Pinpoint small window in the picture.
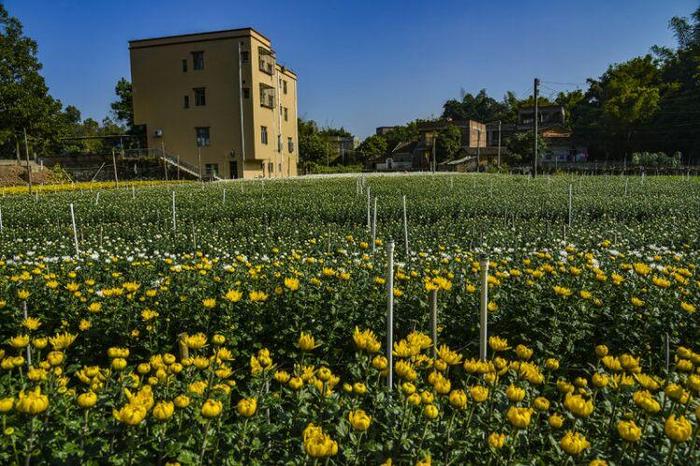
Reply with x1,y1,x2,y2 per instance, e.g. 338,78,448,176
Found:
205,163,219,177
277,135,282,152
282,80,288,94
261,126,268,145
242,88,250,98
184,95,190,109
192,51,204,70
268,162,273,173
240,50,249,63
182,59,188,72
288,137,294,153
283,107,288,121
195,127,210,146
194,87,206,106
278,163,282,173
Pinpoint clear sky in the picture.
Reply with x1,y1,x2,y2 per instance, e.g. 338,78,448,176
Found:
4,0,697,138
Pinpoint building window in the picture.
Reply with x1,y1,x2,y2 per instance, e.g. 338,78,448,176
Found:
242,87,250,98
259,84,275,108
277,135,282,152
195,127,210,146
191,51,204,70
278,163,282,173
261,126,268,145
268,162,273,174
182,59,188,72
194,87,206,106
282,80,288,94
288,137,294,153
258,47,275,74
283,107,288,121
205,163,219,177
240,50,249,63
184,95,190,109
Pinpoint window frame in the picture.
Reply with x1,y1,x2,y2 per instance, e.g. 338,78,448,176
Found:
191,51,204,70
260,126,268,145
193,87,206,106
195,127,211,147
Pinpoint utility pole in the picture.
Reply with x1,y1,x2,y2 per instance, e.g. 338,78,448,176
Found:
23,128,32,194
533,78,540,177
497,120,502,169
476,128,481,172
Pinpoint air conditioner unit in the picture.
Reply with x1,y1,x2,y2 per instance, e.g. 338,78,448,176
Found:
154,129,163,137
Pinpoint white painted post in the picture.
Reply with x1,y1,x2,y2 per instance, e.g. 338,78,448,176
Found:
95,192,100,206
568,183,573,227
386,240,395,391
371,197,378,252
70,203,79,255
0,207,3,232
132,186,135,199
479,258,489,361
366,186,371,230
23,301,31,366
402,195,409,257
430,289,438,358
171,191,176,232
223,188,226,205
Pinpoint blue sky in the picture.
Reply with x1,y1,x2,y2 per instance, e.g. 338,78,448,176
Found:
4,0,697,138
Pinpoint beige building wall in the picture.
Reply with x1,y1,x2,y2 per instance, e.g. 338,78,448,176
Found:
129,28,298,179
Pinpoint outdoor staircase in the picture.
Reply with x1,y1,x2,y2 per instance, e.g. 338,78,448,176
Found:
158,151,223,181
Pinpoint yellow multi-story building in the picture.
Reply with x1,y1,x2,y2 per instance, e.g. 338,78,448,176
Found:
129,28,298,179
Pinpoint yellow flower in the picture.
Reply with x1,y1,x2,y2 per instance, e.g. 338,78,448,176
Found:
201,399,223,418
506,384,526,403
533,396,550,411
14,387,48,415
437,345,463,365
589,460,607,466
224,289,243,302
174,395,190,408
515,344,533,360
488,336,510,352
9,335,30,348
470,385,489,402
288,377,303,390
560,431,590,455
680,302,696,313
77,392,97,409
236,398,257,417
17,290,30,300
113,404,147,425
0,397,15,413
506,406,532,429
153,401,175,421
88,302,102,313
631,297,645,307
49,332,77,350
202,298,216,309
564,393,594,418
303,423,338,458
664,415,692,442
249,291,268,302
111,358,128,371
348,409,371,431
549,413,564,429
22,317,41,331
353,382,367,395
553,286,572,297
448,389,467,409
617,420,641,442
352,327,381,353
184,333,208,350
297,332,318,351
284,277,300,291
545,358,560,370
487,432,507,449
423,404,439,420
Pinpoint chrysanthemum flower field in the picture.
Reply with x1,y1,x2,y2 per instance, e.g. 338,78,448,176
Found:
0,174,698,465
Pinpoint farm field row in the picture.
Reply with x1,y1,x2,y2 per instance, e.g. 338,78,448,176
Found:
0,174,699,465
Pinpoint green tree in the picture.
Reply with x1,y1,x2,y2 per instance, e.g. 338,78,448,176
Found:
111,78,134,129
442,89,511,123
435,124,462,162
356,134,388,159
506,131,549,164
0,4,64,156
298,119,332,166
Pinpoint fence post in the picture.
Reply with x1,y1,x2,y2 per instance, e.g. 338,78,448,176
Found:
223,188,226,205
386,240,395,391
70,203,80,255
371,197,378,252
403,195,409,257
568,183,573,227
0,207,3,232
479,257,489,361
366,186,371,230
430,289,438,358
171,191,177,232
